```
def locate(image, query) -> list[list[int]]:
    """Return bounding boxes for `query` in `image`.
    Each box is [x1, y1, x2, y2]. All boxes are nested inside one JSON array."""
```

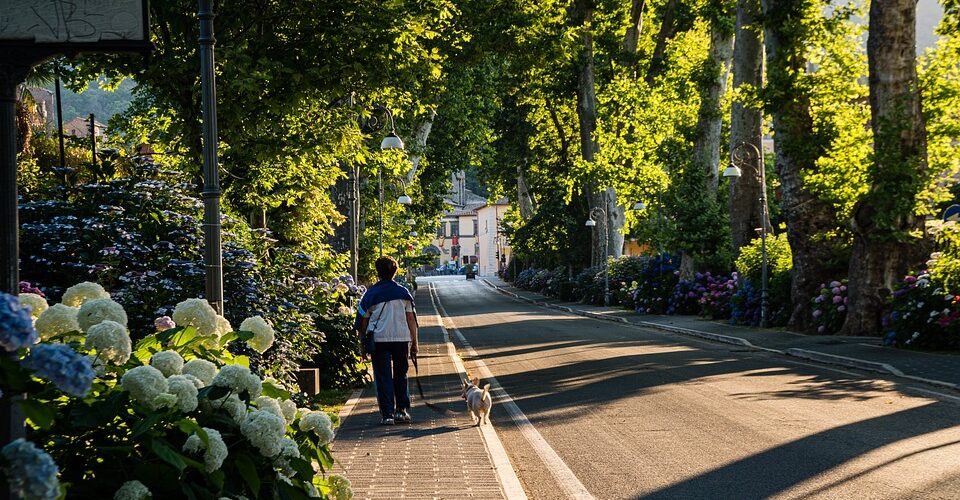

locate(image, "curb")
[[481, 279, 960, 391], [482, 279, 754, 349], [634, 320, 754, 348], [785, 348, 905, 376]]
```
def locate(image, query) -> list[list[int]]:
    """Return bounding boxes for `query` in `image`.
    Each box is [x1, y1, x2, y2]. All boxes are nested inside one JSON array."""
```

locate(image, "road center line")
[[430, 282, 596, 500]]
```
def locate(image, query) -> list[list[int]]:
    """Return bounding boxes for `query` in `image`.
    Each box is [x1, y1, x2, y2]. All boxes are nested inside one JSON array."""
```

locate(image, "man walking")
[[356, 256, 419, 425]]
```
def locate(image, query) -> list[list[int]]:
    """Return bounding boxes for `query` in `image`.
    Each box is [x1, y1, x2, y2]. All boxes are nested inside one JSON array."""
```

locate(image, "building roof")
[[63, 116, 106, 137]]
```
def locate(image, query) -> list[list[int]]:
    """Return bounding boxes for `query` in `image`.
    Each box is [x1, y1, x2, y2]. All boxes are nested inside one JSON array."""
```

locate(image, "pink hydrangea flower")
[[154, 316, 176, 332]]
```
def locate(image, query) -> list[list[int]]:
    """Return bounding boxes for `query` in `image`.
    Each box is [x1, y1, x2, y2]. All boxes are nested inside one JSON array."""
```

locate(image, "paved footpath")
[[482, 277, 960, 391], [331, 285, 522, 500]]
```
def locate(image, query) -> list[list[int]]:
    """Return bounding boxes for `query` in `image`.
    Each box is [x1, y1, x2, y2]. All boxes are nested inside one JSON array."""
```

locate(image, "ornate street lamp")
[[724, 141, 769, 327], [585, 207, 610, 307], [373, 104, 412, 256]]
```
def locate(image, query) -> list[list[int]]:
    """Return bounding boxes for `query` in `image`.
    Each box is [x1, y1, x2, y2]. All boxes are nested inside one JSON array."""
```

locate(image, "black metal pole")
[[348, 164, 358, 280], [199, 0, 224, 314], [54, 62, 65, 168], [88, 113, 97, 167], [757, 146, 769, 328], [378, 165, 384, 257], [0, 61, 29, 484]]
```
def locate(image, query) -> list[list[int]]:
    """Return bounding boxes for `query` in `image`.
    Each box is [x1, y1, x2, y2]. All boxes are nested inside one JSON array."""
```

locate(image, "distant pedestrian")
[[355, 256, 419, 425]]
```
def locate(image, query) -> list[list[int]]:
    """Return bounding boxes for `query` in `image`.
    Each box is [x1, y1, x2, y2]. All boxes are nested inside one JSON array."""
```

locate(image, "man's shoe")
[[380, 417, 395, 425], [394, 410, 411, 423]]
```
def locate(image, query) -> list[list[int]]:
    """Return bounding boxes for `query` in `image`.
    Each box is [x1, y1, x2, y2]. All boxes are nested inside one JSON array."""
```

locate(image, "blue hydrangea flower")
[[23, 344, 94, 397], [0, 293, 39, 352], [1, 438, 60, 500]]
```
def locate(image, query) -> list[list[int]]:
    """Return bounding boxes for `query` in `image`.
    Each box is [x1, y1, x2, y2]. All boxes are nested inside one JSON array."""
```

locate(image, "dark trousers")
[[372, 341, 410, 418]]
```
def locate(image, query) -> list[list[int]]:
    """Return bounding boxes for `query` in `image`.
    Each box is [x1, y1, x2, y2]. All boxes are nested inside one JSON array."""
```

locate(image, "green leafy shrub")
[[731, 234, 793, 326], [18, 174, 358, 388], [1, 289, 351, 499], [884, 271, 960, 350]]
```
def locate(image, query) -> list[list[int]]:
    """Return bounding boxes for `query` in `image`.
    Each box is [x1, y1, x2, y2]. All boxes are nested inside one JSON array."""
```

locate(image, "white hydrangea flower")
[[182, 359, 217, 386], [121, 365, 169, 410], [240, 316, 275, 353], [216, 315, 233, 336], [219, 394, 247, 423], [114, 479, 151, 500], [150, 350, 184, 377], [279, 399, 297, 425], [255, 396, 284, 420], [299, 411, 334, 445], [34, 303, 80, 340], [201, 393, 248, 424], [153, 393, 177, 409], [240, 410, 286, 457], [167, 375, 199, 412], [84, 320, 132, 365], [62, 281, 110, 307], [327, 475, 352, 500], [181, 373, 204, 389], [278, 437, 300, 459], [77, 298, 128, 332], [17, 293, 48, 319], [172, 298, 219, 338], [211, 364, 262, 399], [182, 427, 228, 472]]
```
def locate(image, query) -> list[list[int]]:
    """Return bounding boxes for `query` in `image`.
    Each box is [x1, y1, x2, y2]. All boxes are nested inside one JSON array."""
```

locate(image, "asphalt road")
[[424, 275, 960, 500]]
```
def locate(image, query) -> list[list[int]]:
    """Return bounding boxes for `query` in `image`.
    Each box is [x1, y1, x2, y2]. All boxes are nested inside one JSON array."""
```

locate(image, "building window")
[[473, 220, 479, 237], [437, 224, 445, 237], [451, 221, 459, 236]]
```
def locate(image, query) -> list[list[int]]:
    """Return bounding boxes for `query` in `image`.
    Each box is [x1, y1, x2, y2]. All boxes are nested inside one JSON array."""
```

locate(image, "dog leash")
[[411, 353, 460, 416]]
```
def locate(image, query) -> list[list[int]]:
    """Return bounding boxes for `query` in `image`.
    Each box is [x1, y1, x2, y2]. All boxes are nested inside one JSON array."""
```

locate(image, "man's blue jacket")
[[353, 280, 415, 332]]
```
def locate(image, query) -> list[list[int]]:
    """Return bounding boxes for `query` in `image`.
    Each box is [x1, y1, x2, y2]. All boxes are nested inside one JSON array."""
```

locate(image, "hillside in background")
[[45, 79, 135, 126]]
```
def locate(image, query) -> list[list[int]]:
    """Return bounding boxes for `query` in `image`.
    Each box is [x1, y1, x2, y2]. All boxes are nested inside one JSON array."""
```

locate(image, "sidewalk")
[[482, 277, 960, 391], [331, 286, 519, 499]]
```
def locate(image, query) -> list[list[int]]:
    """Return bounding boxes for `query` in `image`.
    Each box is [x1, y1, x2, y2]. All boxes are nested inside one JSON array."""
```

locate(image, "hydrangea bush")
[[19, 177, 364, 389], [625, 254, 679, 314], [0, 289, 351, 499], [884, 271, 960, 349], [810, 280, 848, 334]]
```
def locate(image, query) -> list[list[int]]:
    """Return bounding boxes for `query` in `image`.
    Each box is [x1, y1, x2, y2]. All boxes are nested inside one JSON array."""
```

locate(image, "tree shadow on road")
[[636, 402, 960, 499]]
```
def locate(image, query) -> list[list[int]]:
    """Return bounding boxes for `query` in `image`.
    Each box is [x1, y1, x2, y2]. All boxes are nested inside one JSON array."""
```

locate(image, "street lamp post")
[[585, 207, 610, 307], [374, 104, 411, 256], [723, 141, 769, 327]]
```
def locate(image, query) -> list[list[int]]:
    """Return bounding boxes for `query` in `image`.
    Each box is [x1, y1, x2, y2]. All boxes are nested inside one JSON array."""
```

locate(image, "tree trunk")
[[763, 0, 840, 331], [517, 165, 535, 219], [692, 24, 734, 195], [646, 0, 680, 85], [842, 0, 928, 336], [406, 110, 435, 183], [728, 0, 768, 255], [574, 0, 606, 264], [606, 187, 625, 257], [623, 0, 646, 62]]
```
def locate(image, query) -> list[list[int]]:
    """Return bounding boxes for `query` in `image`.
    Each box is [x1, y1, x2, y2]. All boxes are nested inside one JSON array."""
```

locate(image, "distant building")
[[26, 88, 55, 129], [429, 171, 512, 276], [63, 116, 106, 138]]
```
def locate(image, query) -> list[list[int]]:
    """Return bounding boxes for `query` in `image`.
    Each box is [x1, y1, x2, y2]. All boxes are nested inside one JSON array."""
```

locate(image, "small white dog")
[[461, 376, 492, 426]]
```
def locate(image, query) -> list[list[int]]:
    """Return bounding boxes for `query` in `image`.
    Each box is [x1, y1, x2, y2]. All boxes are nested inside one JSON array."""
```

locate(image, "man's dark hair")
[[375, 256, 399, 281]]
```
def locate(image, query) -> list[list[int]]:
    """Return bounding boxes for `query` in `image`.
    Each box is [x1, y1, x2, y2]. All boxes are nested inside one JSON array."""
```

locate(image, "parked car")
[[464, 264, 478, 280]]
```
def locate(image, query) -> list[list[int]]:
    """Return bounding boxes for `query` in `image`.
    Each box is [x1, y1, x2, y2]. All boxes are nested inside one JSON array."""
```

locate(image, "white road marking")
[[905, 386, 960, 405], [431, 283, 596, 500], [426, 285, 528, 500]]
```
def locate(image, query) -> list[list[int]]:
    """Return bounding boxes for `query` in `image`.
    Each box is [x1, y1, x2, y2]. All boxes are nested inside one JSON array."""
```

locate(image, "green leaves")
[[233, 452, 261, 495], [16, 399, 57, 429]]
